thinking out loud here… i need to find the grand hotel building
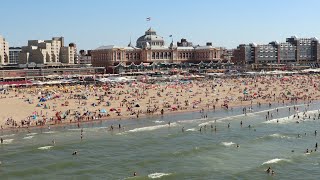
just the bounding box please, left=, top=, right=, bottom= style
left=91, top=28, right=223, bottom=71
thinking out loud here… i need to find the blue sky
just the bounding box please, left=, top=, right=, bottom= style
left=1, top=0, right=320, bottom=50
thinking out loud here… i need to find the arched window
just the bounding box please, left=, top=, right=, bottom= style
left=156, top=52, right=159, bottom=59
left=164, top=52, right=167, bottom=59
left=160, top=52, right=163, bottom=59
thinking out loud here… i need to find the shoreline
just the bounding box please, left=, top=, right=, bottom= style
left=0, top=98, right=314, bottom=134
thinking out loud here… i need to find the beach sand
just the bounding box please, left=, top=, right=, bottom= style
left=1, top=74, right=319, bottom=130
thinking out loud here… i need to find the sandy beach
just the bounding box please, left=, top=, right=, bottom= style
left=1, top=74, right=320, bottom=130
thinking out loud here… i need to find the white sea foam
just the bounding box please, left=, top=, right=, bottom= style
left=38, top=146, right=53, bottom=150
left=250, top=104, right=305, bottom=115
left=128, top=123, right=177, bottom=133
left=0, top=134, right=15, bottom=138
left=2, top=139, right=14, bottom=144
left=269, top=133, right=291, bottom=139
left=198, top=113, right=253, bottom=127
left=26, top=133, right=37, bottom=136
left=264, top=109, right=319, bottom=124
left=148, top=172, right=171, bottom=179
left=43, top=131, right=56, bottom=134
left=154, top=120, right=165, bottom=124
left=221, top=142, right=235, bottom=146
left=262, top=158, right=289, bottom=165
left=178, top=118, right=209, bottom=124
left=186, top=128, right=196, bottom=132
left=23, top=136, right=34, bottom=139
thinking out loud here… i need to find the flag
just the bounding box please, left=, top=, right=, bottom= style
left=146, top=17, right=151, bottom=21
left=169, top=35, right=172, bottom=37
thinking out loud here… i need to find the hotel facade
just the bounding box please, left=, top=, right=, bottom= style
left=19, top=37, right=76, bottom=64
left=91, top=28, right=223, bottom=70
left=232, top=36, right=320, bottom=67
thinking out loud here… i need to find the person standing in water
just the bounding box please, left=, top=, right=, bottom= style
left=0, top=138, right=3, bottom=144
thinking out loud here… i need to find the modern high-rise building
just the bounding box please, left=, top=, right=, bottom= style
left=0, top=35, right=9, bottom=64
left=78, top=50, right=92, bottom=64
left=19, top=37, right=75, bottom=64
left=232, top=36, right=320, bottom=66
left=9, top=47, right=22, bottom=64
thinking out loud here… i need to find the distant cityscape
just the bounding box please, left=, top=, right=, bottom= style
left=1, top=28, right=320, bottom=74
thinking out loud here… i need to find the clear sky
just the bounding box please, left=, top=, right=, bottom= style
left=1, top=0, right=320, bottom=50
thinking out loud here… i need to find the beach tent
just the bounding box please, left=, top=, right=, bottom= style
left=135, top=104, right=140, bottom=107
left=100, top=109, right=107, bottom=113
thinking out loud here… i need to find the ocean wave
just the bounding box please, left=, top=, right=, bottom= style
left=0, top=134, right=15, bottom=138
left=221, top=142, right=235, bottom=146
left=128, top=123, right=177, bottom=133
left=2, top=139, right=14, bottom=144
left=177, top=118, right=209, bottom=124
left=23, top=136, right=34, bottom=139
left=264, top=109, right=319, bottom=124
left=250, top=104, right=305, bottom=115
left=269, top=133, right=291, bottom=139
left=148, top=172, right=171, bottom=179
left=198, top=114, right=250, bottom=127
left=186, top=128, right=196, bottom=132
left=43, top=131, right=56, bottom=134
left=26, top=133, right=37, bottom=136
left=154, top=120, right=165, bottom=124
left=38, top=146, right=53, bottom=150
left=262, top=158, right=290, bottom=165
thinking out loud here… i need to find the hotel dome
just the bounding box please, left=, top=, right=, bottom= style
left=136, top=28, right=165, bottom=48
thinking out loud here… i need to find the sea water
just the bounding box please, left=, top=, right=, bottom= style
left=1, top=102, right=320, bottom=179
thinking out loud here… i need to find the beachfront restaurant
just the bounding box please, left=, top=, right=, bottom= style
left=110, top=61, right=233, bottom=74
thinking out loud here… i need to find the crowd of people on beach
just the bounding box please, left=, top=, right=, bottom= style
left=1, top=74, right=320, bottom=131
left=2, top=74, right=320, bottom=177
